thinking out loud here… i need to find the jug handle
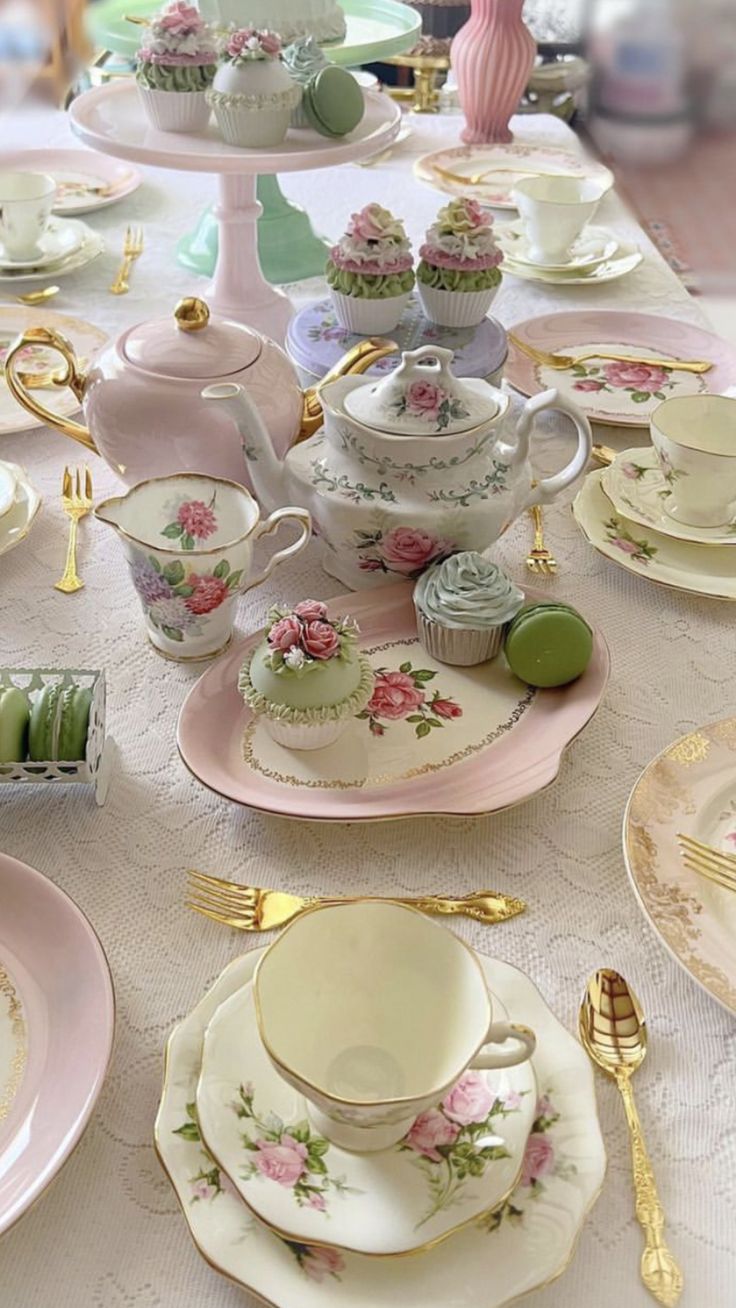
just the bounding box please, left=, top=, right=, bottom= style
left=515, top=389, right=592, bottom=508
left=4, top=327, right=97, bottom=452
left=297, top=337, right=399, bottom=444
left=244, top=506, right=312, bottom=591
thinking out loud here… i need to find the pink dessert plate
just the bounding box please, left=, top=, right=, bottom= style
left=0, top=147, right=141, bottom=215
left=0, top=851, right=115, bottom=1235
left=177, top=582, right=609, bottom=822
left=506, top=311, right=736, bottom=428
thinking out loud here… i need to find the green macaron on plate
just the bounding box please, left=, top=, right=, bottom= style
left=302, top=65, right=366, bottom=138
left=0, top=669, right=113, bottom=804
left=504, top=602, right=594, bottom=689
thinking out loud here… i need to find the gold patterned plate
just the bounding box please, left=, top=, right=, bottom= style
left=623, top=718, right=736, bottom=1015
left=177, top=582, right=609, bottom=822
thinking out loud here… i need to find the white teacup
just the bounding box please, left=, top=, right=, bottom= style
left=0, top=172, right=56, bottom=261
left=512, top=175, right=609, bottom=266
left=253, top=901, right=536, bottom=1152
left=651, top=395, right=736, bottom=528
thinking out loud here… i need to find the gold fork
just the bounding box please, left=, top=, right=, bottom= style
left=432, top=163, right=580, bottom=187
left=508, top=332, right=711, bottom=375
left=525, top=504, right=557, bottom=577
left=677, top=833, right=736, bottom=893
left=186, top=869, right=526, bottom=931
left=109, top=225, right=144, bottom=295
left=54, top=466, right=93, bottom=594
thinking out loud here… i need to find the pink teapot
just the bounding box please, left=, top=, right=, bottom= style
left=4, top=297, right=392, bottom=489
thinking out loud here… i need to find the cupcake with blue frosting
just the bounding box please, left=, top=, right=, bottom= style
left=413, top=551, right=524, bottom=665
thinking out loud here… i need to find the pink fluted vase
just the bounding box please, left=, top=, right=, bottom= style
left=452, top=0, right=536, bottom=144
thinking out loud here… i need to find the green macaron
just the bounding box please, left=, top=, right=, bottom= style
left=504, top=602, right=593, bottom=688
left=0, top=686, right=30, bottom=763
left=29, top=682, right=92, bottom=761
left=302, top=65, right=365, bottom=138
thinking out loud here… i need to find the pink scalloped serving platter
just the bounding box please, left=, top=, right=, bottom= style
left=177, top=582, right=609, bottom=821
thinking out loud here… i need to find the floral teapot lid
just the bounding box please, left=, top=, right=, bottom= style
left=121, top=297, right=262, bottom=379
left=342, top=344, right=501, bottom=436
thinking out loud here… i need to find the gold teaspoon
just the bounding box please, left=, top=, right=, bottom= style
left=0, top=286, right=60, bottom=306
left=579, top=970, right=683, bottom=1306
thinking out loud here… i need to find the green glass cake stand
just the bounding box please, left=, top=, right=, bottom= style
left=87, top=0, right=420, bottom=283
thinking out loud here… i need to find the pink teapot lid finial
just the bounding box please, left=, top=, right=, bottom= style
left=342, top=344, right=500, bottom=436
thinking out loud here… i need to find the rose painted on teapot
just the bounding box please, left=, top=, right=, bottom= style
left=203, top=344, right=592, bottom=589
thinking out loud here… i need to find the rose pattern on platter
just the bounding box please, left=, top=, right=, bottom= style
left=234, top=1083, right=361, bottom=1212
left=357, top=662, right=463, bottom=739
left=603, top=517, right=658, bottom=565
left=160, top=495, right=218, bottom=551
left=355, top=525, right=457, bottom=579
left=130, top=549, right=243, bottom=643
left=569, top=358, right=677, bottom=405
left=480, top=1091, right=575, bottom=1233
left=392, top=379, right=471, bottom=432
left=172, top=1103, right=345, bottom=1281
left=400, top=1072, right=525, bottom=1229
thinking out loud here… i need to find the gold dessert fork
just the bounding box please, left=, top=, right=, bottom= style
left=525, top=504, right=557, bottom=577
left=54, top=465, right=93, bottom=594
left=677, top=832, right=736, bottom=893
left=508, top=332, right=711, bottom=375
left=186, top=869, right=526, bottom=931
left=109, top=225, right=144, bottom=296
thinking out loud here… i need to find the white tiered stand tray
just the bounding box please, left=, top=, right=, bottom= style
left=69, top=82, right=401, bottom=341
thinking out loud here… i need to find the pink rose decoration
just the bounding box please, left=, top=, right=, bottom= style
left=177, top=499, right=217, bottom=540
left=535, top=1094, right=554, bottom=1118
left=602, top=361, right=669, bottom=392
left=349, top=204, right=386, bottom=241
left=258, top=29, right=282, bottom=55
left=442, top=1071, right=494, bottom=1125
left=268, top=615, right=302, bottom=652
left=503, top=1090, right=523, bottom=1110
left=405, top=1108, right=460, bottom=1161
left=406, top=379, right=447, bottom=418
left=294, top=599, right=328, bottom=622
left=432, top=698, right=463, bottom=720
left=612, top=537, right=640, bottom=555
left=358, top=557, right=383, bottom=572
left=306, top=1191, right=326, bottom=1211
left=301, top=1245, right=345, bottom=1282
left=463, top=198, right=487, bottom=228
left=621, top=462, right=640, bottom=479
left=521, top=1132, right=555, bottom=1186
left=726, top=831, right=736, bottom=847
left=192, top=1178, right=216, bottom=1200
left=253, top=1136, right=307, bottom=1187
left=301, top=619, right=340, bottom=660
left=380, top=526, right=451, bottom=573
left=159, top=0, right=201, bottom=32
left=184, top=573, right=230, bottom=615
left=573, top=379, right=605, bottom=393
left=367, top=670, right=425, bottom=720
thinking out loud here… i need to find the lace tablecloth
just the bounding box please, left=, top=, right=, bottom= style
left=0, top=106, right=733, bottom=1308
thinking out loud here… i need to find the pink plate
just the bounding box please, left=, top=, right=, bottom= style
left=506, top=310, right=736, bottom=428
left=0, top=852, right=115, bottom=1235
left=0, top=147, right=141, bottom=215
left=177, top=582, right=609, bottom=821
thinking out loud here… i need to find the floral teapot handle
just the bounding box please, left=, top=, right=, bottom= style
left=509, top=389, right=592, bottom=507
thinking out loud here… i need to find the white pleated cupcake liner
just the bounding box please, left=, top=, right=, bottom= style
left=137, top=86, right=211, bottom=134
left=329, top=289, right=412, bottom=334
left=263, top=717, right=350, bottom=751
left=415, top=608, right=507, bottom=666
left=210, top=102, right=292, bottom=149
left=417, top=283, right=499, bottom=328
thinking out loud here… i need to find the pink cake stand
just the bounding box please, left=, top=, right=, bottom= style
left=69, top=81, right=401, bottom=342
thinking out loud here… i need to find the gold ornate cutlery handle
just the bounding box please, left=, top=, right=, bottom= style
left=54, top=515, right=84, bottom=593
left=529, top=504, right=545, bottom=550
left=109, top=256, right=132, bottom=295
left=572, top=351, right=710, bottom=375
left=303, top=892, right=524, bottom=925
left=616, top=1071, right=684, bottom=1306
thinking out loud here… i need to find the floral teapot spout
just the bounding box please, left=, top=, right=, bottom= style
left=203, top=343, right=592, bottom=589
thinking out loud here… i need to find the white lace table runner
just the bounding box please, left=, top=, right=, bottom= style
left=0, top=107, right=732, bottom=1308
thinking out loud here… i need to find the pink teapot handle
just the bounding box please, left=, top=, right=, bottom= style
left=244, top=507, right=312, bottom=593
left=514, top=389, right=592, bottom=507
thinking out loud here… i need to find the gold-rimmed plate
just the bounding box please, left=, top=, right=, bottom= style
left=414, top=142, right=613, bottom=209
left=624, top=717, right=736, bottom=1015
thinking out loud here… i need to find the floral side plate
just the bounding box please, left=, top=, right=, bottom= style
left=497, top=222, right=619, bottom=271
left=0, top=463, right=42, bottom=559
left=414, top=143, right=613, bottom=209
left=506, top=310, right=736, bottom=427
left=601, top=447, right=736, bottom=546
left=155, top=949, right=606, bottom=1307
left=0, top=147, right=142, bottom=215
left=0, top=305, right=107, bottom=436
left=177, top=582, right=609, bottom=821
left=501, top=244, right=642, bottom=288
left=195, top=979, right=536, bottom=1256
left=573, top=470, right=736, bottom=602
left=624, top=716, right=736, bottom=1015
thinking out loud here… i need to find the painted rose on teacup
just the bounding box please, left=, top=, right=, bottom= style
left=650, top=394, right=736, bottom=528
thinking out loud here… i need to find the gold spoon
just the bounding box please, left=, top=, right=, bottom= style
left=0, top=286, right=60, bottom=306
left=579, top=970, right=683, bottom=1307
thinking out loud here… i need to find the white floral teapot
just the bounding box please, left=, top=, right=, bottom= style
left=202, top=344, right=592, bottom=588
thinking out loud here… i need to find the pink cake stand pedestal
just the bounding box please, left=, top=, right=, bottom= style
left=69, top=81, right=402, bottom=342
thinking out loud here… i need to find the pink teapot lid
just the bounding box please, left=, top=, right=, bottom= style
left=122, top=298, right=262, bottom=380
left=342, top=345, right=500, bottom=436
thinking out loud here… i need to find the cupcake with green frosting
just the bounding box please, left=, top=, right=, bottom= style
left=326, top=204, right=415, bottom=334
left=136, top=1, right=217, bottom=134
left=238, top=600, right=374, bottom=751
left=414, top=551, right=524, bottom=665
left=417, top=198, right=503, bottom=328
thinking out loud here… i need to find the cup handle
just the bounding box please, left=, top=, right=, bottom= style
left=517, top=388, right=593, bottom=508
left=471, top=1021, right=536, bottom=1071
left=243, top=507, right=312, bottom=592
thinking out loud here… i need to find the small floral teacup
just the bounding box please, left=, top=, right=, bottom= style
left=96, top=474, right=311, bottom=660
left=651, top=394, right=736, bottom=528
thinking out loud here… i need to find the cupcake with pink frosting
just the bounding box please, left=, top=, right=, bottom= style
left=136, top=1, right=218, bottom=133
left=326, top=204, right=415, bottom=334
left=417, top=198, right=503, bottom=328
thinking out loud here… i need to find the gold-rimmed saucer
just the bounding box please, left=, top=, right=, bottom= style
left=601, top=447, right=736, bottom=547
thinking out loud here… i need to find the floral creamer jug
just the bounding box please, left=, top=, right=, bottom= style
left=202, top=345, right=593, bottom=589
